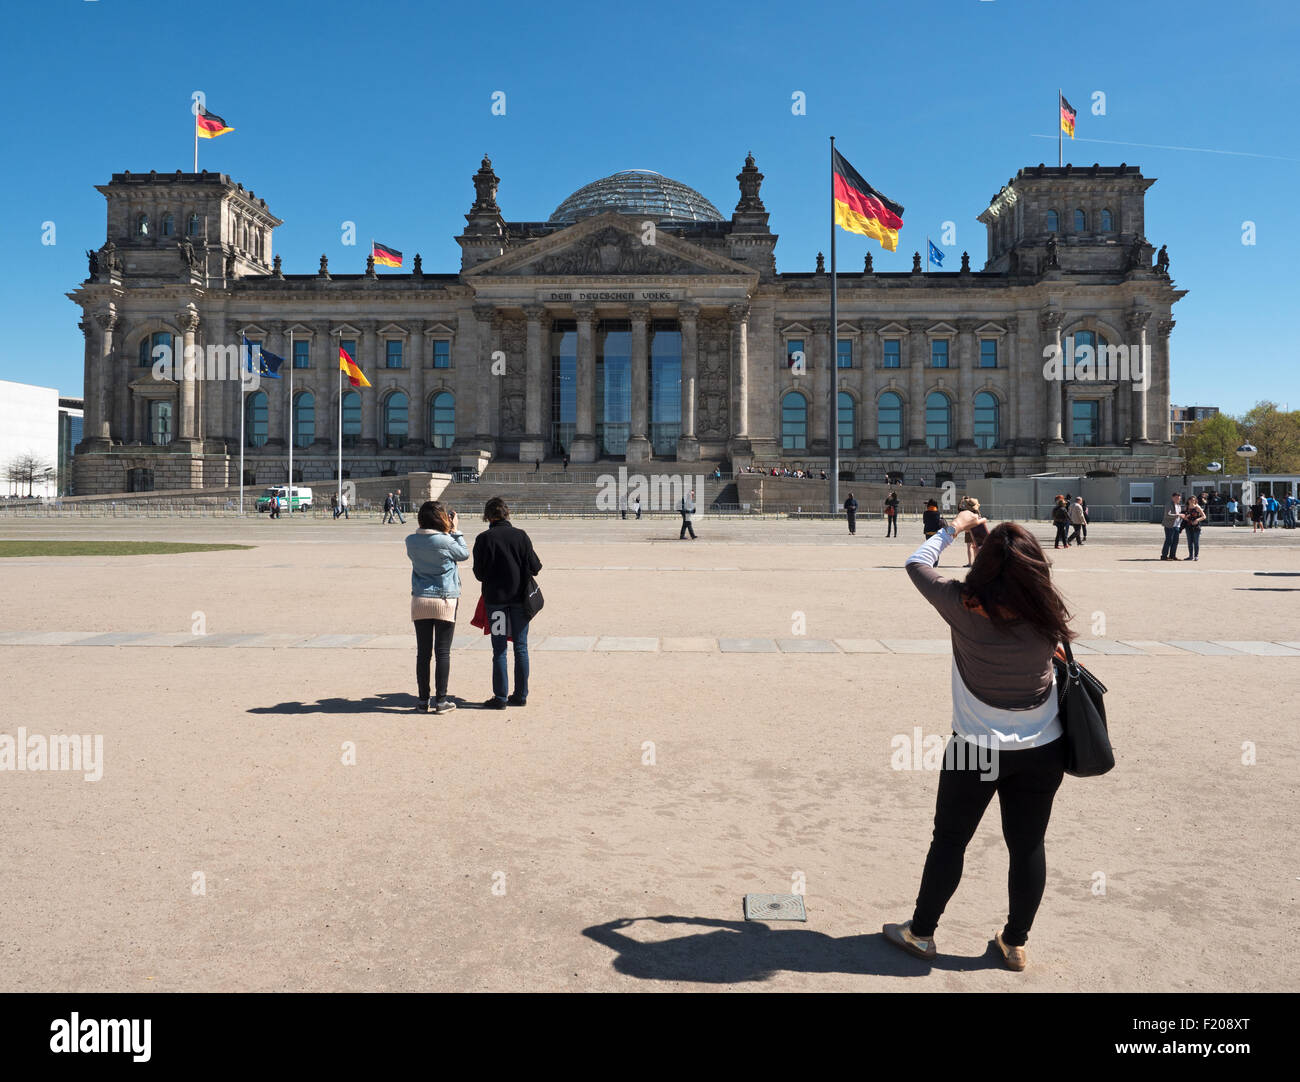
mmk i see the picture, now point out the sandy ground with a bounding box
[0,515,1296,991]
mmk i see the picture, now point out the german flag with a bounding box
[1060,93,1077,139]
[195,108,234,139]
[339,346,371,388]
[832,149,904,252]
[372,242,403,268]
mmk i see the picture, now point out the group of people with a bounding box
[329,492,350,519]
[840,491,902,536]
[404,496,541,714]
[1160,491,1208,560]
[382,491,407,525]
[1224,492,1297,530]
[1049,494,1089,549]
[742,465,828,480]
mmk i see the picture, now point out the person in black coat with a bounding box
[844,493,859,535]
[922,499,943,539]
[472,497,542,709]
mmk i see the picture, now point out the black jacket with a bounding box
[473,520,542,605]
[844,498,858,514]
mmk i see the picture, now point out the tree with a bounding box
[4,452,56,498]
[1179,412,1240,475]
[1239,401,1300,474]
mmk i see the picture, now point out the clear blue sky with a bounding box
[3,0,1296,414]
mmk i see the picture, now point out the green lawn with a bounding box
[0,541,253,558]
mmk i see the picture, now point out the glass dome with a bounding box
[548,170,724,226]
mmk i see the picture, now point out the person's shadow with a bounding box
[248,693,418,715]
[582,915,1001,984]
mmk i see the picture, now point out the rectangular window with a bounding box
[293,340,310,369]
[432,340,450,368]
[980,339,997,368]
[385,340,403,369]
[837,338,853,369]
[1129,482,1154,505]
[340,339,358,367]
[883,339,900,368]
[1071,400,1100,447]
[786,338,805,369]
[931,340,949,368]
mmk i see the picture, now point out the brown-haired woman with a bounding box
[1182,496,1206,561]
[884,512,1073,972]
[405,500,468,714]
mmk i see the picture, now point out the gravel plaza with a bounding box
[0,514,1295,992]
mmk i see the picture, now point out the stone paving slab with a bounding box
[1118,640,1192,655]
[660,637,717,652]
[1213,641,1300,657]
[594,636,660,651]
[776,638,839,653]
[178,633,265,648]
[1279,642,1300,651]
[1067,641,1099,655]
[833,638,889,653]
[3,631,99,646]
[1076,639,1147,655]
[535,636,597,652]
[237,633,316,648]
[72,632,154,647]
[879,639,951,654]
[352,635,411,650]
[124,632,199,647]
[1163,640,1245,656]
[456,635,495,650]
[291,634,376,649]
[718,638,778,653]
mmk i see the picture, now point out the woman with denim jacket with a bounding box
[405,500,469,714]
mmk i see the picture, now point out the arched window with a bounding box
[384,392,409,449]
[293,392,315,448]
[1046,210,1059,232]
[925,392,952,450]
[187,213,201,237]
[137,213,150,236]
[973,392,999,450]
[837,392,855,451]
[149,400,173,446]
[341,391,361,449]
[877,392,903,450]
[1074,208,1086,231]
[161,214,174,237]
[781,392,807,451]
[1071,330,1110,375]
[139,331,174,369]
[245,391,268,447]
[1100,208,1114,231]
[429,392,455,450]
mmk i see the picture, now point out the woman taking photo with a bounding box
[884,510,1073,972]
[405,500,469,714]
[1182,495,1206,561]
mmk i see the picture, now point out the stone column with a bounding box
[728,302,751,455]
[858,320,879,452]
[1128,310,1151,444]
[520,304,549,464]
[810,318,830,456]
[408,319,425,447]
[570,302,597,462]
[626,303,651,462]
[677,302,700,461]
[360,319,379,450]
[313,320,332,448]
[1004,317,1019,451]
[907,320,927,452]
[83,311,116,447]
[1155,319,1175,445]
[955,319,978,454]
[1040,309,1064,446]
[262,318,286,448]
[178,306,200,444]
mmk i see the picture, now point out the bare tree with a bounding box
[4,452,57,498]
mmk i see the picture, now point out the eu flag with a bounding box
[927,240,945,268]
[243,336,283,379]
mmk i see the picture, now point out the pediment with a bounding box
[876,321,910,336]
[378,322,407,336]
[241,323,268,338]
[926,321,958,337]
[424,322,457,336]
[975,321,1006,337]
[332,323,362,338]
[467,212,755,279]
[779,322,813,336]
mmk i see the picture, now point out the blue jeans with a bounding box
[487,603,529,702]
[1184,526,1201,559]
[1161,526,1180,559]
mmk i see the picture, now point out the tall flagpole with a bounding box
[287,328,295,512]
[829,135,840,516]
[238,343,246,516]
[337,354,343,514]
[1058,88,1063,167]
[193,115,198,173]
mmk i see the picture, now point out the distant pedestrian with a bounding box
[1068,497,1086,546]
[1182,495,1206,561]
[922,499,943,540]
[269,492,281,520]
[472,497,542,709]
[1251,494,1264,533]
[620,496,627,520]
[1051,496,1070,549]
[1161,493,1184,558]
[393,489,406,525]
[331,493,339,518]
[534,458,541,473]
[1266,495,1278,529]
[633,496,642,520]
[1079,498,1089,542]
[562,454,570,472]
[406,501,468,714]
[382,492,394,524]
[844,492,859,535]
[339,490,350,519]
[680,490,697,540]
[1226,495,1238,527]
[958,496,981,564]
[885,490,899,537]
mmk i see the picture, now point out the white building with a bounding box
[0,380,63,497]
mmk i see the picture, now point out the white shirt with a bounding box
[951,660,1062,751]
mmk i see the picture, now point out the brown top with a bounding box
[906,529,1057,710]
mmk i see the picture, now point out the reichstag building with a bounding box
[70,154,1185,493]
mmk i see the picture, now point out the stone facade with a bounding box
[70,158,1186,494]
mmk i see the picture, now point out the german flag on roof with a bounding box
[372,242,403,268]
[339,346,371,388]
[832,149,904,252]
[195,108,233,139]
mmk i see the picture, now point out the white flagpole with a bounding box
[287,328,294,513]
[1058,88,1063,167]
[193,115,198,173]
[337,353,343,515]
[239,342,246,516]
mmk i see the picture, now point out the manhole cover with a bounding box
[742,893,807,922]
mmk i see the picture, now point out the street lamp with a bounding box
[1235,443,1258,501]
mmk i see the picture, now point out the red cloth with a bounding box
[470,594,513,641]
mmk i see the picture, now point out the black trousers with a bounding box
[1068,523,1083,544]
[846,512,857,534]
[680,516,696,539]
[414,618,456,701]
[1053,522,1070,547]
[885,514,897,537]
[911,735,1066,947]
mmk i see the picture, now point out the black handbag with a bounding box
[1052,640,1114,777]
[521,575,544,620]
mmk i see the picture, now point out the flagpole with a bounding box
[238,344,245,516]
[1058,88,1063,167]
[193,116,198,173]
[829,135,839,516]
[337,356,343,515]
[288,328,294,513]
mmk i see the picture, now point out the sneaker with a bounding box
[882,921,937,961]
[434,698,457,715]
[506,694,526,707]
[416,698,430,714]
[995,930,1027,971]
[482,697,507,710]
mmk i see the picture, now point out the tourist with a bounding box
[633,495,642,520]
[922,499,943,540]
[382,492,394,524]
[844,492,859,535]
[1251,493,1264,533]
[958,496,981,565]
[339,490,349,519]
[884,514,1073,972]
[330,493,338,518]
[680,490,697,540]
[1266,494,1278,528]
[1284,493,1298,529]
[1068,497,1086,547]
[406,501,468,715]
[472,497,542,709]
[1161,493,1183,559]
[1079,497,1089,542]
[534,458,541,473]
[1226,494,1238,528]
[563,454,570,473]
[885,490,899,537]
[393,489,406,525]
[1051,496,1070,550]
[1182,495,1206,561]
